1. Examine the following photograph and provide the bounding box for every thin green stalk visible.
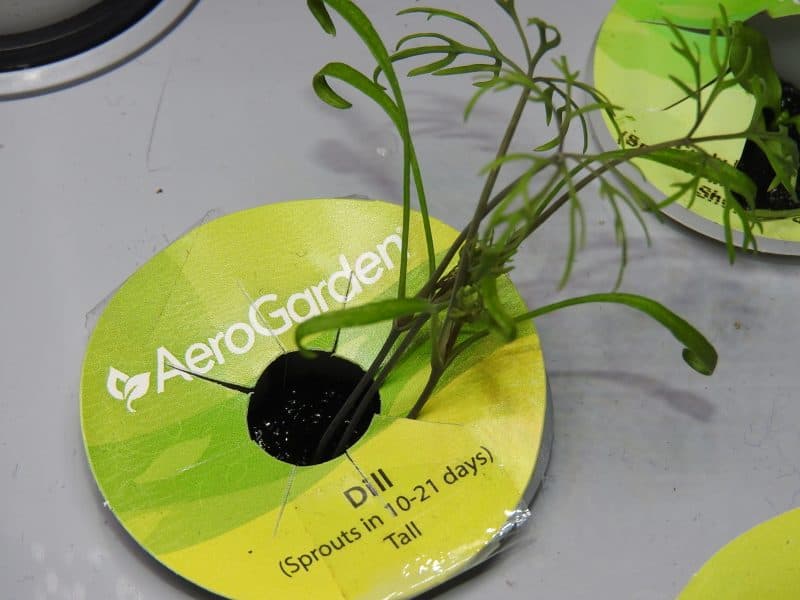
[354,121,774,420]
[333,316,430,455]
[439,67,535,339]
[406,364,444,419]
[532,126,772,233]
[316,178,522,461]
[415,178,519,298]
[312,326,402,462]
[507,5,533,67]
[409,144,437,281]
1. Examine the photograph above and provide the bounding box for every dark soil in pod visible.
[247,351,380,466]
[736,79,800,211]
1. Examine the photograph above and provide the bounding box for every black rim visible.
[0,0,162,72]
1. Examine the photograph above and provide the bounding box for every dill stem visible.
[312,326,402,461]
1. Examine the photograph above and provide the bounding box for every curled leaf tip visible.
[313,71,353,109]
[308,0,337,35]
[682,348,716,376]
[521,293,719,378]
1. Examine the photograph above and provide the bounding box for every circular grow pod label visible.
[679,507,800,599]
[80,199,550,599]
[593,0,800,254]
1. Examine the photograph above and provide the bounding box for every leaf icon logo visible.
[107,367,151,413]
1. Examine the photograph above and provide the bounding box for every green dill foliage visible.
[299,0,799,459]
[657,15,800,242]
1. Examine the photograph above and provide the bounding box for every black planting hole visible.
[736,79,800,211]
[736,14,800,211]
[247,351,380,466]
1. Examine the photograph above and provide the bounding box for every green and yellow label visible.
[81,199,548,599]
[679,508,800,599]
[594,0,800,248]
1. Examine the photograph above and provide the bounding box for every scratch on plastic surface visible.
[175,440,250,475]
[744,397,777,448]
[146,66,172,172]
[406,418,464,428]
[273,466,297,537]
[237,280,286,354]
[344,450,383,499]
[288,503,349,599]
[147,237,195,348]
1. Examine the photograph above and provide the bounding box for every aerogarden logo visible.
[106,231,404,413]
[107,368,151,413]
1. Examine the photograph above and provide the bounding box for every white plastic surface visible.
[2,2,800,599]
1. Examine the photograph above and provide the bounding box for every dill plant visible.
[293,0,799,460]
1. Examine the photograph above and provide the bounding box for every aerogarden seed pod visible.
[592,0,800,254]
[678,507,800,598]
[80,199,552,600]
